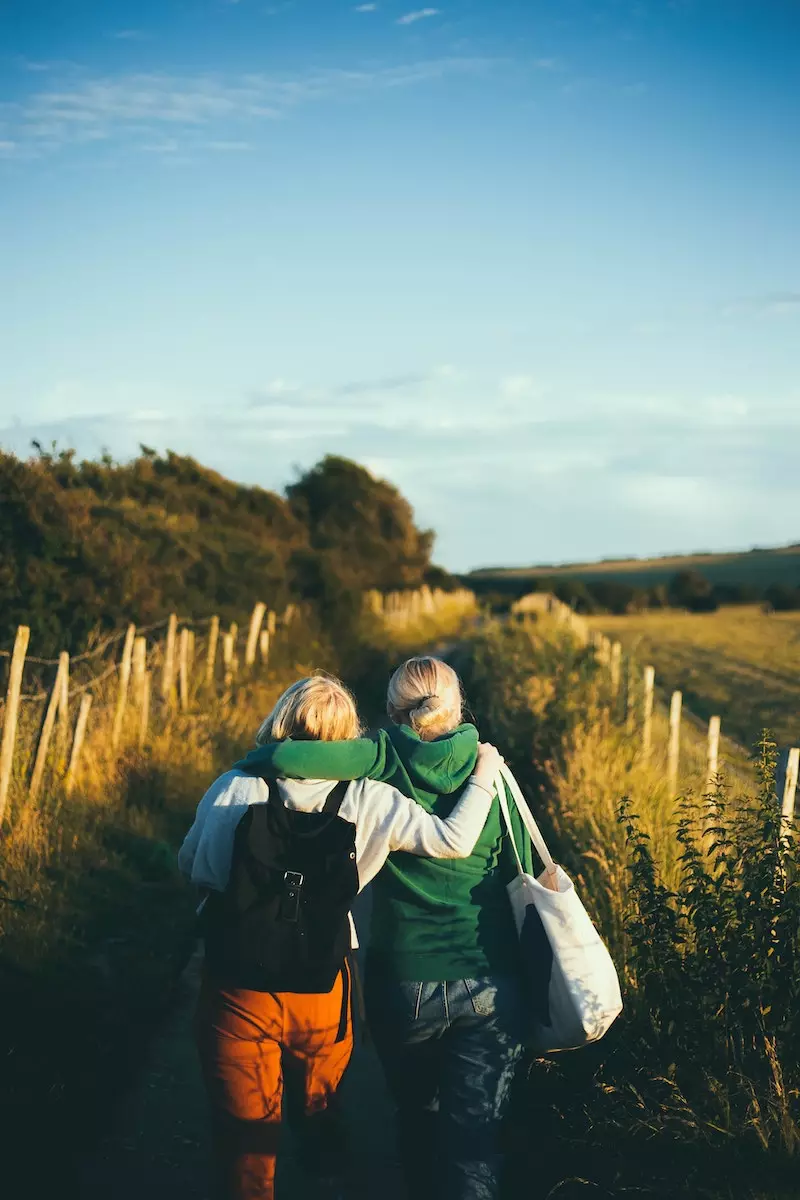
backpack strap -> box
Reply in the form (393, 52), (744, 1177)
(322, 779), (350, 815)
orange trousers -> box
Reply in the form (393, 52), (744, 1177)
(195, 964), (354, 1200)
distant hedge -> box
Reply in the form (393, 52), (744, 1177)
(0, 446), (444, 653)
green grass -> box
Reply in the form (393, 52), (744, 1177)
(586, 605), (800, 751)
(471, 544), (800, 590)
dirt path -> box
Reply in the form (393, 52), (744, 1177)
(79, 898), (405, 1199)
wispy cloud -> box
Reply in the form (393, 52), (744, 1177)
(354, 3), (378, 10)
(111, 29), (149, 41)
(397, 9), (440, 26)
(759, 291), (800, 315)
(1, 58), (493, 159)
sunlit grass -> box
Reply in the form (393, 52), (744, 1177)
(587, 605), (800, 749)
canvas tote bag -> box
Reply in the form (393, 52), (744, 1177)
(495, 764), (622, 1053)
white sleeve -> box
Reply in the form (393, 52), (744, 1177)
(349, 777), (494, 889)
(177, 771), (268, 891)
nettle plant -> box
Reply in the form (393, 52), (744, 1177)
(619, 736), (800, 1153)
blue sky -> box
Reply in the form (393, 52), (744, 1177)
(1, 0), (798, 571)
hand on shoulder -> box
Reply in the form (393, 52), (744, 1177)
(472, 742), (504, 788)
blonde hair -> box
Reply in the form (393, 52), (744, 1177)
(387, 656), (463, 741)
(255, 675), (362, 745)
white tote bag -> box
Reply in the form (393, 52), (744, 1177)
(495, 764), (622, 1054)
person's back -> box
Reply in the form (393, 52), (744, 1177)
(367, 720), (523, 985)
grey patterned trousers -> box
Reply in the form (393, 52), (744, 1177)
(365, 970), (526, 1200)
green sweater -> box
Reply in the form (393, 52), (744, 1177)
(235, 724), (534, 982)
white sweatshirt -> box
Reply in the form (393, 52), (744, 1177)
(178, 770), (494, 897)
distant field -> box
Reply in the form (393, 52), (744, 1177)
(587, 606), (800, 751)
(471, 545), (800, 590)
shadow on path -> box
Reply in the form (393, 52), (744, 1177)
(80, 895), (405, 1199)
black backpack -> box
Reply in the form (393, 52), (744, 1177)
(201, 779), (359, 994)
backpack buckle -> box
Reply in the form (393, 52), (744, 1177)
(281, 871), (304, 923)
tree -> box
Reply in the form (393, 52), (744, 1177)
(667, 570), (718, 612)
(286, 456), (434, 591)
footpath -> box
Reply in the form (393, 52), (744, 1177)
(78, 894), (405, 1200)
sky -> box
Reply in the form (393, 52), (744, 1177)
(1, 0), (798, 571)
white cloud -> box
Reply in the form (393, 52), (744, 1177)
(397, 9), (440, 26)
(2, 58), (493, 158)
(111, 29), (148, 41)
(354, 3), (378, 10)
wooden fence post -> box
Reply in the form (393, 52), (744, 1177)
(161, 614), (178, 702)
(111, 624), (136, 751)
(0, 625), (31, 824)
(29, 652), (70, 801)
(667, 690), (682, 794)
(206, 615), (220, 686)
(642, 665), (655, 758)
(138, 673), (151, 750)
(65, 693), (93, 796)
(267, 610), (277, 636)
(245, 602), (267, 668)
(57, 651), (70, 761)
(781, 747), (799, 823)
(179, 628), (190, 711)
(259, 630), (271, 664)
(706, 716), (721, 789)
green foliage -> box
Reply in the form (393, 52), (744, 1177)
(286, 455), (433, 592)
(0, 447), (438, 654)
(619, 737), (800, 1152)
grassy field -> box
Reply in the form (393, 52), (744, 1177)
(471, 544), (800, 590)
(586, 605), (800, 752)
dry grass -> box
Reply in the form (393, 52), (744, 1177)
(587, 605), (800, 750)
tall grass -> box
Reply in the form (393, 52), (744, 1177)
(458, 618), (800, 1197)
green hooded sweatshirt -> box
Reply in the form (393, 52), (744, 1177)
(235, 724), (534, 982)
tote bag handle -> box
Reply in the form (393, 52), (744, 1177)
(495, 764), (557, 877)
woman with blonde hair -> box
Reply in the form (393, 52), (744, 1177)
(239, 657), (536, 1200)
(179, 672), (501, 1200)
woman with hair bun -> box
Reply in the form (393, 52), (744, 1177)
(239, 657), (536, 1200)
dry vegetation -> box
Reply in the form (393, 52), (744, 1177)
(587, 605), (800, 750)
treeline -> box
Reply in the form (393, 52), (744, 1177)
(0, 445), (452, 654)
(471, 568), (800, 615)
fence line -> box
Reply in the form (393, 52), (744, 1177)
(570, 616), (800, 819)
(0, 586), (467, 830)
